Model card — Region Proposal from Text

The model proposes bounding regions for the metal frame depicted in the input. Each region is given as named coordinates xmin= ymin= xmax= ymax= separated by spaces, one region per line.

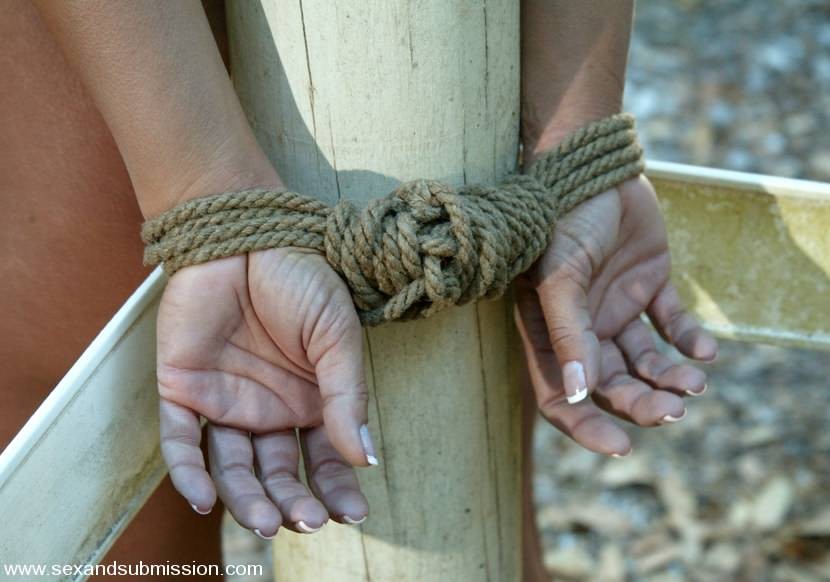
xmin=0 ymin=162 xmax=827 ymax=579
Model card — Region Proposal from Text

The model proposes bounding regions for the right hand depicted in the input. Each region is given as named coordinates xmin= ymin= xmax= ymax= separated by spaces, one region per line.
xmin=156 ymin=247 xmax=374 ymax=537
xmin=515 ymin=176 xmax=718 ymax=456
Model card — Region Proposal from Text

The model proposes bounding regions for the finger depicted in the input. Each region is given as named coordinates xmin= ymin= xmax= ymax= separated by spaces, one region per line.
xmin=616 ymin=318 xmax=708 ymax=396
xmin=312 ymin=309 xmax=375 ymax=468
xmin=647 ymin=282 xmax=718 ymax=362
xmin=301 ymin=425 xmax=369 ymax=525
xmin=208 ymin=424 xmax=282 ymax=539
xmin=592 ymin=340 xmax=687 ymax=425
xmin=253 ymin=430 xmax=328 ymax=534
xmin=514 ymin=291 xmax=632 ymax=457
xmin=536 ymin=253 xmax=600 ymax=405
xmin=159 ymin=399 xmax=216 ymax=514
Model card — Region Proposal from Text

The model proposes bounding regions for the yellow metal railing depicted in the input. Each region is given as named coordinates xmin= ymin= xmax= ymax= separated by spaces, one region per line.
xmin=0 ymin=162 xmax=828 ymax=580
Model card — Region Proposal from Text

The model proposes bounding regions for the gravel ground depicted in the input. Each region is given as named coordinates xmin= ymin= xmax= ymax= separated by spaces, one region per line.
xmin=626 ymin=0 xmax=830 ymax=182
xmin=225 ymin=2 xmax=830 ymax=580
xmin=537 ymin=1 xmax=830 ymax=580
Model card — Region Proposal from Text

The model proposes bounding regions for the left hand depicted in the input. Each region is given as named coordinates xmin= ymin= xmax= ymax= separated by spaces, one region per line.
xmin=514 ymin=175 xmax=718 ymax=456
xmin=157 ymin=248 xmax=372 ymax=537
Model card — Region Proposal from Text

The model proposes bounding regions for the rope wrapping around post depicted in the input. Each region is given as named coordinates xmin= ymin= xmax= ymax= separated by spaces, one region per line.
xmin=142 ymin=114 xmax=643 ymax=326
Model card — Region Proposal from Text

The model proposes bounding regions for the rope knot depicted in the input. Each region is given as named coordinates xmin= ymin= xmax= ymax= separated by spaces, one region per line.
xmin=324 ymin=179 xmax=481 ymax=325
xmin=142 ymin=113 xmax=645 ymax=326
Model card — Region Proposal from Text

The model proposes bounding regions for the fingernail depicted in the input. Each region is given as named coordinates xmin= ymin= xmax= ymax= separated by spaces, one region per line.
xmin=686 ymin=383 xmax=708 ymax=397
xmin=661 ymin=409 xmax=687 ymax=423
xmin=343 ymin=515 xmax=367 ymax=525
xmin=611 ymin=449 xmax=632 ymax=458
xmin=563 ymin=361 xmax=588 ymax=404
xmin=360 ymin=424 xmax=379 ymax=466
xmin=190 ymin=503 xmax=212 ymax=515
xmin=296 ymin=521 xmax=321 ymax=534
xmin=253 ymin=528 xmax=277 ymax=540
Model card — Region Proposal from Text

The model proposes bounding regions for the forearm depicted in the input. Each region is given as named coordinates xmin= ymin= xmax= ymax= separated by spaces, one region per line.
xmin=33 ymin=0 xmax=280 ymax=218
xmin=521 ymin=0 xmax=634 ymax=165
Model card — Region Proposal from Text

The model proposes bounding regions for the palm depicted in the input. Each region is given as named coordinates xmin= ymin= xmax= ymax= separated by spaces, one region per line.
xmin=156 ymin=248 xmax=358 ymax=431
xmin=548 ymin=176 xmax=671 ymax=340
xmin=155 ymin=247 xmax=371 ymax=536
xmin=515 ymin=177 xmax=717 ymax=455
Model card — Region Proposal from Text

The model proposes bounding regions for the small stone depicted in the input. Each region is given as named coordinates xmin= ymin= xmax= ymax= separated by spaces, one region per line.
xmin=596 ymin=544 xmax=626 ymax=582
xmin=600 ymin=455 xmax=654 ymax=488
xmin=703 ymin=543 xmax=742 ymax=574
xmin=808 ymin=151 xmax=830 ymax=180
xmin=751 ymin=477 xmax=794 ymax=532
xmin=543 ymin=545 xmax=593 ymax=579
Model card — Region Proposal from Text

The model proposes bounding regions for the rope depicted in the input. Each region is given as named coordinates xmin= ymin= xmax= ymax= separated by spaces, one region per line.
xmin=142 ymin=113 xmax=644 ymax=326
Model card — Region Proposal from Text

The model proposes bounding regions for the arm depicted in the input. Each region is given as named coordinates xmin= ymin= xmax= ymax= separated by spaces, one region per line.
xmin=34 ymin=0 xmax=373 ymax=536
xmin=521 ymin=0 xmax=633 ymax=164
xmin=517 ymin=0 xmax=718 ymax=455
xmin=33 ymin=0 xmax=280 ymax=218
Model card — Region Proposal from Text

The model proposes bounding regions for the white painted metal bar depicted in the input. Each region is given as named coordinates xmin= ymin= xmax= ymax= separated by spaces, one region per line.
xmin=647 ymin=161 xmax=830 ymax=351
xmin=0 ymin=162 xmax=827 ymax=579
xmin=0 ymin=268 xmax=167 ymax=581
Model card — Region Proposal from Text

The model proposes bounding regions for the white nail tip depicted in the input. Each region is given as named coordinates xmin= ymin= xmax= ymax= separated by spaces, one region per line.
xmin=296 ymin=521 xmax=321 ymax=534
xmin=366 ymin=454 xmax=379 ymax=466
xmin=190 ymin=503 xmax=211 ymax=515
xmin=343 ymin=515 xmax=367 ymax=525
xmin=253 ymin=528 xmax=277 ymax=540
xmin=611 ymin=450 xmax=632 ymax=458
xmin=686 ymin=384 xmax=708 ymax=396
xmin=566 ymin=387 xmax=588 ymax=404
xmin=563 ymin=361 xmax=588 ymax=404
xmin=661 ymin=410 xmax=687 ymax=423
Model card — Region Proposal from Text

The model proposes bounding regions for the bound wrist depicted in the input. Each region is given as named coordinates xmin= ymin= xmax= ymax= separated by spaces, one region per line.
xmin=522 ymin=97 xmax=623 ymax=168
xmin=137 ymin=159 xmax=284 ymax=220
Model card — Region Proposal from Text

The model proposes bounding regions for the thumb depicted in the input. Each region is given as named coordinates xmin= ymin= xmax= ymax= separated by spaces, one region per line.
xmin=313 ymin=317 xmax=376 ymax=468
xmin=537 ymin=265 xmax=601 ymax=405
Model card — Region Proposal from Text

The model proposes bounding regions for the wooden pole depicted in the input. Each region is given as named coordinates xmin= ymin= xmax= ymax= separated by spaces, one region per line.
xmin=226 ymin=2 xmax=522 ymax=580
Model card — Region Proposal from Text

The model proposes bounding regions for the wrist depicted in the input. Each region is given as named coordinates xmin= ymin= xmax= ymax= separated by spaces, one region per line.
xmin=136 ymin=147 xmax=284 ymax=219
xmin=522 ymin=97 xmax=623 ymax=167
xmin=520 ymin=0 xmax=632 ymax=167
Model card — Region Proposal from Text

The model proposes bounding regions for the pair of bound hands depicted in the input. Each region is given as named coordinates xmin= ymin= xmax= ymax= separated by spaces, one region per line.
xmin=156 ymin=175 xmax=717 ymax=538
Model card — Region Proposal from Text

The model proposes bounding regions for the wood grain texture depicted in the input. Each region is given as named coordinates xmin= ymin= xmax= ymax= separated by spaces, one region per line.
xmin=226 ymin=1 xmax=523 ymax=580
xmin=0 ymin=269 xmax=167 ymax=581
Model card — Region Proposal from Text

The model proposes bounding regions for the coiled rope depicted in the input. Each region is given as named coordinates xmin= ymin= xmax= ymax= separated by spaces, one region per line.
xmin=142 ymin=113 xmax=644 ymax=326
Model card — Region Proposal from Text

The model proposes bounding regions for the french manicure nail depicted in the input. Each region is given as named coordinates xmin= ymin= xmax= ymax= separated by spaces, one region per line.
xmin=343 ymin=515 xmax=367 ymax=525
xmin=360 ymin=424 xmax=379 ymax=466
xmin=661 ymin=409 xmax=687 ymax=423
xmin=686 ymin=383 xmax=708 ymax=397
xmin=562 ymin=361 xmax=588 ymax=404
xmin=611 ymin=449 xmax=632 ymax=458
xmin=253 ymin=528 xmax=277 ymax=540
xmin=190 ymin=503 xmax=212 ymax=515
xmin=296 ymin=521 xmax=321 ymax=534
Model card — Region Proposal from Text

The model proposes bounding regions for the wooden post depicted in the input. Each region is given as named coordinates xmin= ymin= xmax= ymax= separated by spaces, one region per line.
xmin=226 ymin=2 xmax=522 ymax=580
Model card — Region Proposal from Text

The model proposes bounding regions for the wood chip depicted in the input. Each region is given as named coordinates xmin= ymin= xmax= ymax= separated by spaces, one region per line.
xmin=752 ymin=476 xmax=795 ymax=532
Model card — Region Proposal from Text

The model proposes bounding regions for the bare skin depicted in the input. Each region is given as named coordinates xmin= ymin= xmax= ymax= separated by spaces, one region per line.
xmin=158 ymin=249 xmax=371 ymax=535
xmin=517 ymin=4 xmax=717 ymax=577
xmin=33 ymin=0 xmax=373 ymax=539
xmin=30 ymin=0 xmax=718 ymax=567
xmin=0 ymin=2 xmax=223 ymax=577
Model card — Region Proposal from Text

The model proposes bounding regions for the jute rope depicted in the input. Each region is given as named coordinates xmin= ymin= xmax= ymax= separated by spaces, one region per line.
xmin=142 ymin=113 xmax=644 ymax=326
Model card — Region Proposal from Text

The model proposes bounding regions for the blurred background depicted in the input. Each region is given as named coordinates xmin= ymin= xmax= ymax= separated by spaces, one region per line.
xmin=225 ymin=1 xmax=830 ymax=580
xmin=535 ymin=1 xmax=830 ymax=580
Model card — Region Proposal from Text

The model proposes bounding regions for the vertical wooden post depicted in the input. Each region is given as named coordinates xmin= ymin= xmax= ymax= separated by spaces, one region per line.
xmin=226 ymin=2 xmax=521 ymax=580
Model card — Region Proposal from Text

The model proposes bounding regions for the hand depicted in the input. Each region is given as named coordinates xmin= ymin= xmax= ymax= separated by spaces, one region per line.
xmin=155 ymin=247 xmax=375 ymax=537
xmin=515 ymin=175 xmax=718 ymax=456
